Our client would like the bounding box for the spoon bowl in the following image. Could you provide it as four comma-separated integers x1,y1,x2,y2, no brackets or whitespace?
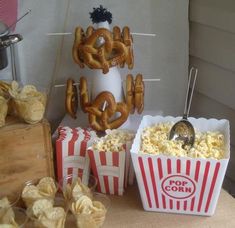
169,67,198,148
169,119,195,148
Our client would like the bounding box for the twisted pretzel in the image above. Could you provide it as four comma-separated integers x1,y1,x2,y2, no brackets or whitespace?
134,74,144,114
102,102,129,130
122,26,134,69
125,74,135,114
65,78,78,119
73,26,134,73
86,91,116,131
86,91,129,131
79,77,90,112
72,27,85,68
81,28,113,74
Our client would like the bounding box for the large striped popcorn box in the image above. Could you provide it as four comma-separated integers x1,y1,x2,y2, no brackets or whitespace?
87,148,126,195
131,115,230,216
56,126,97,185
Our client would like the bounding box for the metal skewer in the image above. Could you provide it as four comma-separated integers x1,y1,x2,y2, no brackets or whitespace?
2,10,31,34
54,78,160,88
46,32,156,37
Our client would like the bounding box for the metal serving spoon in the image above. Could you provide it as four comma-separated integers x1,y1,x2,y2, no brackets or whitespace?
169,67,198,148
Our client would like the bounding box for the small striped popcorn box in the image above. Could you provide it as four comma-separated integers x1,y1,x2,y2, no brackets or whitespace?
88,147,126,195
131,115,230,216
56,127,97,184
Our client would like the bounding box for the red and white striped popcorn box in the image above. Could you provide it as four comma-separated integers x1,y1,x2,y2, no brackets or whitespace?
56,126,97,185
131,115,230,216
88,147,126,195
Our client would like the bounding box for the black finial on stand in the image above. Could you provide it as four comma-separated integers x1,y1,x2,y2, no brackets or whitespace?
89,5,112,24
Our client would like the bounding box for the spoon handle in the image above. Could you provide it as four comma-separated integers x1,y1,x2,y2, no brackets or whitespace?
183,67,198,119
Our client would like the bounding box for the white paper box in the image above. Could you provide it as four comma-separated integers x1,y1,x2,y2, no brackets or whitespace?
131,115,230,216
56,127,97,183
88,148,126,195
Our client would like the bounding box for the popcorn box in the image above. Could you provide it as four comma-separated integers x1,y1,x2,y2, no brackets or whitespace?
88,148,126,195
131,115,230,216
56,127,97,184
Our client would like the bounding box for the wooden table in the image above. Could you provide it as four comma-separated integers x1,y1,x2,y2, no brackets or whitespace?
104,185,235,228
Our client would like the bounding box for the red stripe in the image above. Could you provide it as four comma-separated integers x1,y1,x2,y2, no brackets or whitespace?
190,197,195,211
157,158,163,179
177,159,181,173
88,149,101,192
99,152,110,194
176,201,180,210
162,194,166,209
78,168,83,176
80,129,91,157
68,131,78,156
167,159,171,174
183,200,187,211
67,167,73,175
197,162,210,212
56,139,63,182
186,160,191,176
194,161,201,182
139,157,152,208
112,152,119,195
205,162,221,213
169,199,173,209
148,158,159,208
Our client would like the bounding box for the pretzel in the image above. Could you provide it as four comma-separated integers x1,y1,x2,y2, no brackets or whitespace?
134,74,144,114
72,27,85,68
113,26,121,41
86,26,95,37
81,28,113,74
122,26,134,69
107,41,128,68
125,74,135,114
79,76,90,112
102,102,129,130
87,91,117,131
65,78,78,119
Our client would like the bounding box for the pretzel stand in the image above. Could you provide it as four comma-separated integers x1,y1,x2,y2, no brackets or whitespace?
67,6,144,132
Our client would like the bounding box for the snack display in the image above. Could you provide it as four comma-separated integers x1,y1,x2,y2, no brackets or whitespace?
61,177,93,202
22,177,57,208
65,78,78,119
0,198,15,225
88,129,135,195
131,115,230,216
56,127,97,182
71,195,107,228
73,26,133,74
140,122,225,159
0,80,47,125
65,5,145,132
92,129,135,153
0,198,27,228
27,198,66,228
86,91,129,131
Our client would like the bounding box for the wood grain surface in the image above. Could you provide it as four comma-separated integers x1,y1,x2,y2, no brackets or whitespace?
0,117,54,198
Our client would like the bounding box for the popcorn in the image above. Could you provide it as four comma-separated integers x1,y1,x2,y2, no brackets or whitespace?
140,122,225,159
92,129,135,152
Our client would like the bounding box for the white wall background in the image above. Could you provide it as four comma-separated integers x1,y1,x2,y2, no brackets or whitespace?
5,0,189,130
